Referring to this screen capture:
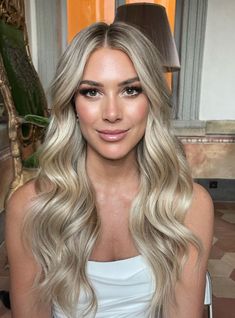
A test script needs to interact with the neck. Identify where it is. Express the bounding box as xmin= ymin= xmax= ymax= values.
xmin=86 ymin=151 xmax=140 ymax=190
